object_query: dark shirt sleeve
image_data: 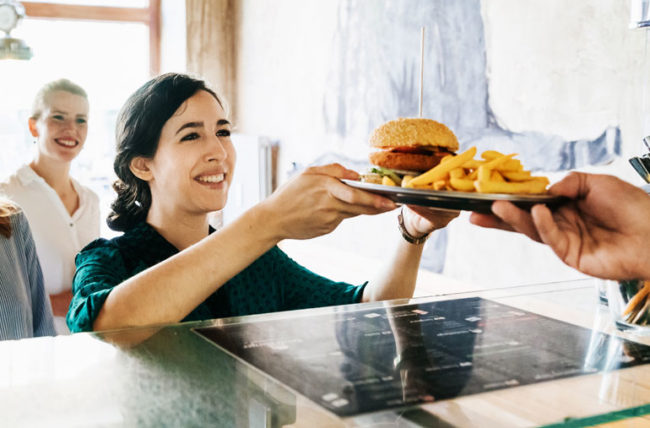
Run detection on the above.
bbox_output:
[270,247,367,311]
[67,241,127,333]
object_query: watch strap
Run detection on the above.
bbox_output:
[397,208,429,245]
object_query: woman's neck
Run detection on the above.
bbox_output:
[146,207,211,251]
[29,155,80,217]
[29,155,72,193]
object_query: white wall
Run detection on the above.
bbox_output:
[235,1,344,174]
[232,0,649,288]
[441,0,648,287]
[483,0,646,159]
[235,0,648,178]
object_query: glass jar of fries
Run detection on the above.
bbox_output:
[605,279,650,335]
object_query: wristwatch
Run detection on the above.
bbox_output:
[397,207,429,245]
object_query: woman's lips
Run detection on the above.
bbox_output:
[55,138,78,148]
[196,173,225,184]
[195,172,228,188]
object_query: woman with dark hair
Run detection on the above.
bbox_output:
[67,73,456,333]
[0,198,55,340]
[1,78,99,334]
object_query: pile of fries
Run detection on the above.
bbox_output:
[397,146,549,194]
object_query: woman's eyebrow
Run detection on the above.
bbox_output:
[175,121,204,135]
[217,119,231,126]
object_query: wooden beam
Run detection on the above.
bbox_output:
[22,2,150,23]
[148,0,161,75]
[186,0,237,112]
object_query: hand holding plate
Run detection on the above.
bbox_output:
[404,204,459,237]
[262,163,397,241]
[471,172,650,281]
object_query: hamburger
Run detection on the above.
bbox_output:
[362,118,459,185]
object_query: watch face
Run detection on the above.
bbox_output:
[0,4,18,33]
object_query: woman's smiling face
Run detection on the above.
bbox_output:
[142,90,236,217]
[29,90,89,163]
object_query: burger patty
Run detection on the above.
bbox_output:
[369,150,450,172]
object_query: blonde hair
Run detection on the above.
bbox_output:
[0,198,19,239]
[31,78,88,120]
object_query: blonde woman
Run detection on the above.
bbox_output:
[0,198,55,340]
[1,79,100,333]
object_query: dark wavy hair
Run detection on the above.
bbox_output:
[107,73,223,232]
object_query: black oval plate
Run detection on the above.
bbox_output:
[341,179,568,214]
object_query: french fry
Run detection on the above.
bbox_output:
[474,179,548,194]
[491,170,505,182]
[481,153,517,170]
[450,177,476,191]
[401,175,415,187]
[529,176,550,186]
[398,146,550,195]
[433,180,447,190]
[481,150,505,160]
[411,182,435,189]
[461,159,484,169]
[449,168,466,179]
[406,146,477,187]
[382,176,397,186]
[499,159,524,172]
[477,165,492,182]
[501,170,531,181]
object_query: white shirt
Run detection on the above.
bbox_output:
[1,165,100,332]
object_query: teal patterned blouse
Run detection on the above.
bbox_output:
[67,222,367,333]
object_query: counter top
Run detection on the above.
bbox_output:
[1,279,649,427]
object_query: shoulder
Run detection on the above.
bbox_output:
[76,225,144,265]
[74,236,132,286]
[76,236,124,267]
[0,168,24,194]
[1,167,48,205]
[8,209,30,236]
[4,210,37,256]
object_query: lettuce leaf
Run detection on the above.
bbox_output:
[369,167,402,185]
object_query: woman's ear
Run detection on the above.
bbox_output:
[28,118,39,138]
[129,157,153,181]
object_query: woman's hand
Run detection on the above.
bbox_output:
[470,172,650,280]
[402,205,459,238]
[261,163,397,241]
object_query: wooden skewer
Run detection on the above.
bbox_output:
[622,280,650,317]
[419,27,425,118]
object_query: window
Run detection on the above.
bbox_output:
[0,1,161,235]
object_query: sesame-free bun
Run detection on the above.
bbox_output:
[369,118,459,151]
